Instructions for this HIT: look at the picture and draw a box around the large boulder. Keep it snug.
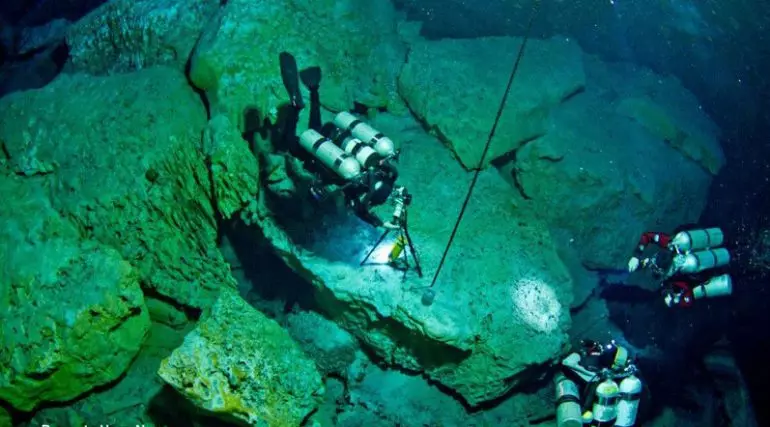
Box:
[158,290,325,426]
[202,114,262,219]
[65,0,221,75]
[23,322,191,426]
[702,343,759,427]
[504,54,719,269]
[188,0,408,133]
[285,311,359,377]
[336,355,553,426]
[17,19,70,56]
[243,112,573,406]
[398,36,586,170]
[0,66,248,308]
[0,177,150,412]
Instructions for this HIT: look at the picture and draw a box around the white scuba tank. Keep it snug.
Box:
[555,374,582,427]
[591,379,619,426]
[615,375,642,426]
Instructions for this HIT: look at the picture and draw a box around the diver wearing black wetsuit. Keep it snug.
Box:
[277,52,399,228]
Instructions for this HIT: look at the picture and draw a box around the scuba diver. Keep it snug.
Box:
[277,51,405,229]
[555,339,642,427]
[626,227,733,308]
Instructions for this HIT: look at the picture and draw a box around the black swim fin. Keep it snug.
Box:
[302,66,323,132]
[279,52,304,109]
[300,66,322,90]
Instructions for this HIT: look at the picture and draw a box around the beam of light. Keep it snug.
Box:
[511,276,563,333]
[365,241,397,264]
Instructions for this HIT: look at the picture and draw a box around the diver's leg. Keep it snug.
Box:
[278,52,305,153]
[300,66,322,132]
[280,52,304,109]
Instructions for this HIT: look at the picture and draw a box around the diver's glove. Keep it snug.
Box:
[627,256,640,272]
[382,221,400,230]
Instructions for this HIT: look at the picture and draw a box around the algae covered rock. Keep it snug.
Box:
[286,311,358,376]
[158,291,324,426]
[0,178,150,412]
[246,113,571,406]
[25,322,191,427]
[0,407,10,427]
[189,0,407,132]
[202,114,261,219]
[617,96,724,175]
[702,344,759,427]
[505,54,717,269]
[66,0,221,74]
[600,58,724,176]
[0,65,237,309]
[398,36,585,170]
[339,358,553,426]
[18,19,70,56]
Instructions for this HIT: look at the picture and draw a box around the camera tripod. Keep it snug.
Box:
[360,209,423,278]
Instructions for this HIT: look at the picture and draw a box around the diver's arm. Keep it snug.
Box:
[629,231,672,272]
[562,353,598,383]
[634,232,672,257]
[380,160,399,181]
[351,201,384,228]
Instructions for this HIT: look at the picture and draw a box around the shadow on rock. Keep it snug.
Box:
[224,218,317,313]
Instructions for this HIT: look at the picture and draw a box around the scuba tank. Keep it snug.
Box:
[670,227,724,252]
[591,379,619,426]
[615,375,642,426]
[554,373,582,427]
[388,235,407,263]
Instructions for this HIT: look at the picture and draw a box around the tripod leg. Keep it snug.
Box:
[360,229,391,266]
[402,225,423,278]
[398,228,411,279]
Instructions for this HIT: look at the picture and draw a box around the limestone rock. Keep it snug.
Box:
[617,96,723,175]
[286,311,358,376]
[398,36,585,170]
[506,55,715,269]
[66,0,221,74]
[0,178,150,412]
[586,57,724,176]
[145,296,190,329]
[18,19,70,55]
[245,113,572,406]
[556,245,601,308]
[158,291,324,426]
[0,406,10,427]
[703,345,758,427]
[339,358,553,427]
[0,66,236,308]
[24,322,190,427]
[307,377,346,427]
[189,0,407,133]
[202,114,261,219]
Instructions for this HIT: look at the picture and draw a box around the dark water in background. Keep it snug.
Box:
[0,0,107,25]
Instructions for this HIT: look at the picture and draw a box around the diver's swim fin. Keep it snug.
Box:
[300,66,322,90]
[279,52,304,109]
[301,66,323,132]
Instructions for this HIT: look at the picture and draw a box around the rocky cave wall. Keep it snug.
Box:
[0,0,737,426]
